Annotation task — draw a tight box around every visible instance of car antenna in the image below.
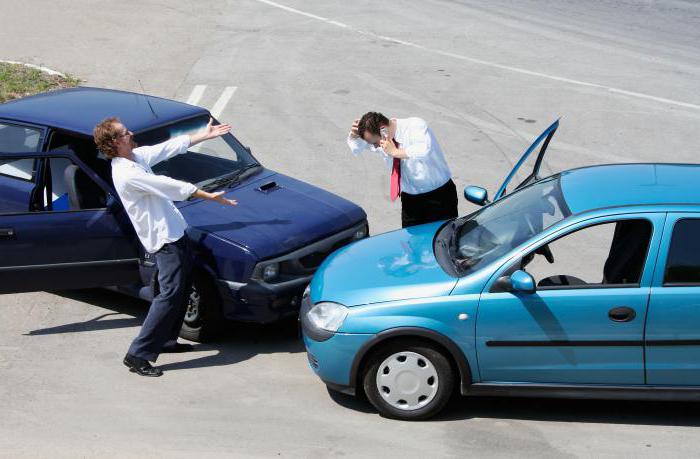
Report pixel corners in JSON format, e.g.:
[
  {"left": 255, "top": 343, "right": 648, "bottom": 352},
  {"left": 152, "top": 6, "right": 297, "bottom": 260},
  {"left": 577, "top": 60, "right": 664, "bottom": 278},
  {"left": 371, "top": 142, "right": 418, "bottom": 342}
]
[{"left": 137, "top": 79, "right": 158, "bottom": 119}]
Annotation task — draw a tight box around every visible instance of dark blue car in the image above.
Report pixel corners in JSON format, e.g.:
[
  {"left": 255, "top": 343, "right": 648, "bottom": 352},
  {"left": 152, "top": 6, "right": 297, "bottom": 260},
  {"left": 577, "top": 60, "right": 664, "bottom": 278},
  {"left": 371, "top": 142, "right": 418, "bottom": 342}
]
[{"left": 0, "top": 87, "right": 368, "bottom": 341}]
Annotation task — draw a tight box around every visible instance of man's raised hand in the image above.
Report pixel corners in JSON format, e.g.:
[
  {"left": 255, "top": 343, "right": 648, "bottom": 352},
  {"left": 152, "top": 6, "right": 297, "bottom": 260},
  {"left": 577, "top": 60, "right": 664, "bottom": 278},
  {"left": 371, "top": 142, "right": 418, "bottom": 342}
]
[
  {"left": 349, "top": 119, "right": 360, "bottom": 139},
  {"left": 205, "top": 117, "right": 232, "bottom": 139}
]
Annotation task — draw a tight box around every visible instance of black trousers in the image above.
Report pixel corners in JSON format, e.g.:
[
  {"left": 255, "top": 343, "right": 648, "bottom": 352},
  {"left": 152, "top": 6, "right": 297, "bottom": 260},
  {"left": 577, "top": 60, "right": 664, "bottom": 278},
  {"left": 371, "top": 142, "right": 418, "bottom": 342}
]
[
  {"left": 400, "top": 179, "right": 458, "bottom": 228},
  {"left": 128, "top": 236, "right": 193, "bottom": 361}
]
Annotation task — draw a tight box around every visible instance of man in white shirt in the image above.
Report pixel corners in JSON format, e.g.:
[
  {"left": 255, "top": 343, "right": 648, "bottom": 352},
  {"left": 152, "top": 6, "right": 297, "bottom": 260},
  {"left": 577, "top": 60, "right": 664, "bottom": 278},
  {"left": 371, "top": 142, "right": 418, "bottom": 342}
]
[
  {"left": 347, "top": 112, "right": 458, "bottom": 228},
  {"left": 94, "top": 117, "right": 237, "bottom": 377}
]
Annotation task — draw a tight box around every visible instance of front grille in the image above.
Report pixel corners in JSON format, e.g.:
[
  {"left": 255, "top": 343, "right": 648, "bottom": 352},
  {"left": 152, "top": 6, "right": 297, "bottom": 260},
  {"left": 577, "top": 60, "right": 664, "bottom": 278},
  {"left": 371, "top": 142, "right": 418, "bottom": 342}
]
[{"left": 252, "top": 221, "right": 368, "bottom": 282}]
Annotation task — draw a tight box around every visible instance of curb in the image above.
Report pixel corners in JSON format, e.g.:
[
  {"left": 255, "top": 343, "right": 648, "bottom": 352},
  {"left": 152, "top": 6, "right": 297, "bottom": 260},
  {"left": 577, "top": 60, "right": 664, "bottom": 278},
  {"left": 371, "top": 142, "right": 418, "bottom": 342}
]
[{"left": 0, "top": 60, "right": 66, "bottom": 78}]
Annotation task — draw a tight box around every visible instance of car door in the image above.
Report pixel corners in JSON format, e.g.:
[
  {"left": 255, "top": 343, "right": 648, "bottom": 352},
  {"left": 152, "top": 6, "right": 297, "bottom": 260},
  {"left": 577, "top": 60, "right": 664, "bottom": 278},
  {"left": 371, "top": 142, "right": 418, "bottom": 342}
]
[
  {"left": 0, "top": 148, "right": 141, "bottom": 293},
  {"left": 645, "top": 214, "right": 700, "bottom": 385},
  {"left": 475, "top": 213, "right": 664, "bottom": 385},
  {"left": 493, "top": 119, "right": 559, "bottom": 202}
]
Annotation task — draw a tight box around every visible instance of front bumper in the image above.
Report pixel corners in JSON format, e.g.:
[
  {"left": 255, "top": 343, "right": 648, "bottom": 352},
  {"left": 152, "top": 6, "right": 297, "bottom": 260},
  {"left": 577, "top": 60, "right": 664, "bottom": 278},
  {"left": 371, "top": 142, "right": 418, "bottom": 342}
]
[
  {"left": 303, "top": 331, "right": 373, "bottom": 395},
  {"left": 215, "top": 221, "right": 368, "bottom": 323},
  {"left": 216, "top": 276, "right": 309, "bottom": 323},
  {"left": 300, "top": 293, "right": 373, "bottom": 393}
]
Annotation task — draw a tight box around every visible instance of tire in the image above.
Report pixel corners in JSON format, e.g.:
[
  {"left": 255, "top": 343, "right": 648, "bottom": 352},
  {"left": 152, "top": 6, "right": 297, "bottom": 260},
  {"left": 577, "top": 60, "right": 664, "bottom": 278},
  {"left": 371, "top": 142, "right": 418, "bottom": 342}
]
[
  {"left": 362, "top": 340, "right": 455, "bottom": 420},
  {"left": 179, "top": 273, "right": 224, "bottom": 343}
]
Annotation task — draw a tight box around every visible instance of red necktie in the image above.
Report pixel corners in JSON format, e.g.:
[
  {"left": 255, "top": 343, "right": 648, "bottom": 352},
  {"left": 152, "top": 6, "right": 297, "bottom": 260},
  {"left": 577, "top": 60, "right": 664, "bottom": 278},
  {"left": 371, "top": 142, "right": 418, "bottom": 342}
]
[{"left": 390, "top": 139, "right": 401, "bottom": 202}]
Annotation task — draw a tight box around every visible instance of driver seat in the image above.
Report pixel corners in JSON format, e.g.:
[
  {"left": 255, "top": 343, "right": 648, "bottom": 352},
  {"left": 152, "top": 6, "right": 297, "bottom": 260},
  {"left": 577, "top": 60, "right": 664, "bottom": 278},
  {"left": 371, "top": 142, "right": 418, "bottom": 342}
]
[{"left": 63, "top": 165, "right": 106, "bottom": 210}]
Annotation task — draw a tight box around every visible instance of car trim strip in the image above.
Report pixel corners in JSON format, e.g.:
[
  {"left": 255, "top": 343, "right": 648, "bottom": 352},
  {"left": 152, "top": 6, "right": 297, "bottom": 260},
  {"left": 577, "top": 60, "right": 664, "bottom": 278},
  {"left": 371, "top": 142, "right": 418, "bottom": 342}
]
[
  {"left": 0, "top": 258, "right": 140, "bottom": 271},
  {"left": 486, "top": 340, "right": 700, "bottom": 347}
]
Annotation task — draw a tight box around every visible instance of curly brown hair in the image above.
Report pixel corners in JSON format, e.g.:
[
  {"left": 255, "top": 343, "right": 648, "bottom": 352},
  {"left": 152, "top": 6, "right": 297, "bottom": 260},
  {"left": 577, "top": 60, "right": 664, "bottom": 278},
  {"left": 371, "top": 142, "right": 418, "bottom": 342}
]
[{"left": 93, "top": 117, "right": 122, "bottom": 159}]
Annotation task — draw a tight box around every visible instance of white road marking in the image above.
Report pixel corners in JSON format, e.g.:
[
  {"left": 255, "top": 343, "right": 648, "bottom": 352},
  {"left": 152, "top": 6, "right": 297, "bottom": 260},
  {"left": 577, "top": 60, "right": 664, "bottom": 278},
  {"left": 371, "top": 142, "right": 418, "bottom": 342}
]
[
  {"left": 210, "top": 86, "right": 237, "bottom": 119},
  {"left": 252, "top": 0, "right": 700, "bottom": 112},
  {"left": 185, "top": 84, "right": 206, "bottom": 106}
]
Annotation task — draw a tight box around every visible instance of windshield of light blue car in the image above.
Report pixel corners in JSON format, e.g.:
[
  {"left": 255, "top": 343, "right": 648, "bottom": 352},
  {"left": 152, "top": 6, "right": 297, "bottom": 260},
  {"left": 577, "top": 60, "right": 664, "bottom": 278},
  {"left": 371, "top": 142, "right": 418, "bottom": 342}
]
[
  {"left": 135, "top": 115, "right": 259, "bottom": 189},
  {"left": 454, "top": 177, "right": 570, "bottom": 274}
]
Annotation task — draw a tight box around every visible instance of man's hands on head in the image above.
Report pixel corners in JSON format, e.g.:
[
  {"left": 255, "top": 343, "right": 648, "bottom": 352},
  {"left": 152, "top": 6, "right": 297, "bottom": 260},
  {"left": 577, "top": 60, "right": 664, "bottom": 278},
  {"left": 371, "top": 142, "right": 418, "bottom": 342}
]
[
  {"left": 192, "top": 189, "right": 238, "bottom": 206},
  {"left": 190, "top": 117, "right": 232, "bottom": 147},
  {"left": 349, "top": 119, "right": 360, "bottom": 139}
]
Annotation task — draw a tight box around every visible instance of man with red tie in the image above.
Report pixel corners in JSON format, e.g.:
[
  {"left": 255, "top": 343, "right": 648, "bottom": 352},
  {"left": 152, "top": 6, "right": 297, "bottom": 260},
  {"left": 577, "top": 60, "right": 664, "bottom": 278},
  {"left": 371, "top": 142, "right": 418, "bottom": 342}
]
[{"left": 347, "top": 112, "right": 458, "bottom": 228}]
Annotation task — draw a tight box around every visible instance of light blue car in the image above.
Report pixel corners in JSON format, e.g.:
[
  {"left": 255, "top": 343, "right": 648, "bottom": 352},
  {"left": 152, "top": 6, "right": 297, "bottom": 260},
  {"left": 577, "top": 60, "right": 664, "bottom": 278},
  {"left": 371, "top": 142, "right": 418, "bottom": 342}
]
[{"left": 301, "top": 120, "right": 700, "bottom": 420}]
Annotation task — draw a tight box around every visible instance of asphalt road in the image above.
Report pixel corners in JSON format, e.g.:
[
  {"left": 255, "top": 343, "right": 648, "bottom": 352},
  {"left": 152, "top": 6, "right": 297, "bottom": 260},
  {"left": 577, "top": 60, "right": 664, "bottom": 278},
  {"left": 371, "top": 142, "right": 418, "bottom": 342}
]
[{"left": 1, "top": 0, "right": 700, "bottom": 457}]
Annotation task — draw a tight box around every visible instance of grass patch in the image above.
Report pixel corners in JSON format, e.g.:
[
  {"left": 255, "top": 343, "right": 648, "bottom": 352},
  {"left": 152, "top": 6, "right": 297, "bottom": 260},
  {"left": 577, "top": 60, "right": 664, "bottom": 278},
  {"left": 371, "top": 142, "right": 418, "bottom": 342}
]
[{"left": 0, "top": 62, "right": 80, "bottom": 103}]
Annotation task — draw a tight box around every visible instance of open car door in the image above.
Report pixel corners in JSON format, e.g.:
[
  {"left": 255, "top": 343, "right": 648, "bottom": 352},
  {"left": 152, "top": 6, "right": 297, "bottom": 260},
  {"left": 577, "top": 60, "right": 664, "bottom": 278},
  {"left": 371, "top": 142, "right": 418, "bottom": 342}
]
[
  {"left": 493, "top": 119, "right": 559, "bottom": 201},
  {"left": 0, "top": 150, "right": 141, "bottom": 294}
]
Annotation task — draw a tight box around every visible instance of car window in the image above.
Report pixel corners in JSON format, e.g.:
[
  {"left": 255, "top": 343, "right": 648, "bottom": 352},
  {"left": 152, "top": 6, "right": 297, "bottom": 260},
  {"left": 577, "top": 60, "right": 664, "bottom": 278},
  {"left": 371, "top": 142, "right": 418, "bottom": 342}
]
[
  {"left": 0, "top": 156, "right": 37, "bottom": 214},
  {"left": 0, "top": 157, "right": 35, "bottom": 181},
  {"left": 520, "top": 219, "right": 652, "bottom": 289},
  {"left": 664, "top": 219, "right": 700, "bottom": 286},
  {"left": 135, "top": 115, "right": 258, "bottom": 188},
  {"left": 0, "top": 123, "right": 42, "bottom": 181},
  {"left": 0, "top": 122, "right": 42, "bottom": 152},
  {"left": 453, "top": 177, "right": 570, "bottom": 275}
]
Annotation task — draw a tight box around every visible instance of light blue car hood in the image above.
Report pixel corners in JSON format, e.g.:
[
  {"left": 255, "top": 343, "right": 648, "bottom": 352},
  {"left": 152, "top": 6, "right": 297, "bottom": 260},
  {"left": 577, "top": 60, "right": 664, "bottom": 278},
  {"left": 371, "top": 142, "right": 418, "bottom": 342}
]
[{"left": 310, "top": 221, "right": 458, "bottom": 306}]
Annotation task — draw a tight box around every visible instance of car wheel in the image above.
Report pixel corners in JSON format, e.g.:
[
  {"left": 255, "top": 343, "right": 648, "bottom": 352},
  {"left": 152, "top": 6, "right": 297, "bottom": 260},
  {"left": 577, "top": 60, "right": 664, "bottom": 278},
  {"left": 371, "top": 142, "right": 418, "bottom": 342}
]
[
  {"left": 362, "top": 341, "right": 454, "bottom": 420},
  {"left": 179, "top": 273, "right": 224, "bottom": 343}
]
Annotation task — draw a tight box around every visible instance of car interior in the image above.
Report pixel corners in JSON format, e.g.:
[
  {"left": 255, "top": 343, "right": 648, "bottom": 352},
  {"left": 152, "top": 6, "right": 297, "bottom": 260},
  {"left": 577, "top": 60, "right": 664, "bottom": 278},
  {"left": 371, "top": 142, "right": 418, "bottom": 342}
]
[
  {"left": 519, "top": 219, "right": 652, "bottom": 289},
  {"left": 47, "top": 131, "right": 112, "bottom": 211}
]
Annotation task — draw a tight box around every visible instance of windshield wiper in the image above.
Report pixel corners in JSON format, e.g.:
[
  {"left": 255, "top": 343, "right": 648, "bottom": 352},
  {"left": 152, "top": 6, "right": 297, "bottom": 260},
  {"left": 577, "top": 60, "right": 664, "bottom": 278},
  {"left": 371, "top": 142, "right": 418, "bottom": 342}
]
[
  {"left": 200, "top": 164, "right": 262, "bottom": 191},
  {"left": 225, "top": 163, "right": 262, "bottom": 187}
]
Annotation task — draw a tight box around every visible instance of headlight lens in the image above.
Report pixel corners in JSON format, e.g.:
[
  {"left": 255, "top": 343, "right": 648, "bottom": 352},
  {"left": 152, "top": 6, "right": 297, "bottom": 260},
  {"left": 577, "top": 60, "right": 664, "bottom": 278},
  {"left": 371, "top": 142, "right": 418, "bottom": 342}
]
[
  {"left": 306, "top": 302, "right": 348, "bottom": 332},
  {"left": 353, "top": 225, "right": 368, "bottom": 240},
  {"left": 262, "top": 263, "right": 279, "bottom": 281}
]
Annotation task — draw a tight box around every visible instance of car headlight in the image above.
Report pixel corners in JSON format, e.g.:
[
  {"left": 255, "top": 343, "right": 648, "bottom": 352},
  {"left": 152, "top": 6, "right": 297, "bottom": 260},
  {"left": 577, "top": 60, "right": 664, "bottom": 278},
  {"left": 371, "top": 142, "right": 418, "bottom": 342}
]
[
  {"left": 262, "top": 263, "right": 279, "bottom": 281},
  {"left": 306, "top": 302, "right": 348, "bottom": 332},
  {"left": 353, "top": 225, "right": 368, "bottom": 240}
]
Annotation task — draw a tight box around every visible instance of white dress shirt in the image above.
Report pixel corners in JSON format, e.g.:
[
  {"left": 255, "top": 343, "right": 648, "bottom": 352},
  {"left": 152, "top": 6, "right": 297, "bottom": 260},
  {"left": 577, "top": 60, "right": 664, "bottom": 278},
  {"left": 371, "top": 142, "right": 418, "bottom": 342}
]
[
  {"left": 111, "top": 135, "right": 197, "bottom": 253},
  {"left": 346, "top": 117, "right": 452, "bottom": 195}
]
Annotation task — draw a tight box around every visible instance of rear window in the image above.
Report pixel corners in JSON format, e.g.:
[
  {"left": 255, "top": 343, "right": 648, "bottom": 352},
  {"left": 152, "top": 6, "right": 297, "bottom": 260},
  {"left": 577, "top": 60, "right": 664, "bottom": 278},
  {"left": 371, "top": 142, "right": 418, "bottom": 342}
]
[
  {"left": 664, "top": 219, "right": 700, "bottom": 285},
  {"left": 0, "top": 122, "right": 42, "bottom": 152}
]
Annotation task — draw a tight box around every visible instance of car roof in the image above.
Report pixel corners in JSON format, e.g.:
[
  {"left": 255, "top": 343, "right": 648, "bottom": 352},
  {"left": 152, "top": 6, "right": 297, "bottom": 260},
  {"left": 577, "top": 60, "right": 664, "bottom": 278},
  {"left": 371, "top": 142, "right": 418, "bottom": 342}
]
[
  {"left": 559, "top": 163, "right": 700, "bottom": 214},
  {"left": 0, "top": 87, "right": 209, "bottom": 137}
]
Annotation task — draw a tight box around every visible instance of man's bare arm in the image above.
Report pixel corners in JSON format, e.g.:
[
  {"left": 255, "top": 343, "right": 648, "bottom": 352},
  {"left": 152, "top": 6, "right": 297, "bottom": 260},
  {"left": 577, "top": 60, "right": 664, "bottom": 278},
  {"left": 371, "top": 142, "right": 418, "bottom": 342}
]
[{"left": 192, "top": 189, "right": 238, "bottom": 206}]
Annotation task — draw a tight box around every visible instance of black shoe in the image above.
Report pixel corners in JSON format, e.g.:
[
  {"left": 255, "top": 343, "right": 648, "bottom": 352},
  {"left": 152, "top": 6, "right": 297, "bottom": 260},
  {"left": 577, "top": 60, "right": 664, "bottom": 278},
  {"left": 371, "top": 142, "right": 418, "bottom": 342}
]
[
  {"left": 161, "top": 342, "right": 195, "bottom": 353},
  {"left": 123, "top": 354, "right": 163, "bottom": 377}
]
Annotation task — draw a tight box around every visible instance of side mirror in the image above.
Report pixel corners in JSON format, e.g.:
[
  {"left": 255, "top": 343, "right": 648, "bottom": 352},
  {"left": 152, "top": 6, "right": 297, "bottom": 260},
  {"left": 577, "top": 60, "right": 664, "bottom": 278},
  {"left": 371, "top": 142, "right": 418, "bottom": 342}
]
[
  {"left": 510, "top": 270, "right": 536, "bottom": 294},
  {"left": 464, "top": 186, "right": 489, "bottom": 206}
]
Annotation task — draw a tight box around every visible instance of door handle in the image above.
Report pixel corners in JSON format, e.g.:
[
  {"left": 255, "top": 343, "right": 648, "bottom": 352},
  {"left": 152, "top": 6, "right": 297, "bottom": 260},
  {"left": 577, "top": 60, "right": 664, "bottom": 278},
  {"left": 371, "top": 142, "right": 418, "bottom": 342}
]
[
  {"left": 0, "top": 228, "right": 15, "bottom": 239},
  {"left": 608, "top": 306, "right": 636, "bottom": 322}
]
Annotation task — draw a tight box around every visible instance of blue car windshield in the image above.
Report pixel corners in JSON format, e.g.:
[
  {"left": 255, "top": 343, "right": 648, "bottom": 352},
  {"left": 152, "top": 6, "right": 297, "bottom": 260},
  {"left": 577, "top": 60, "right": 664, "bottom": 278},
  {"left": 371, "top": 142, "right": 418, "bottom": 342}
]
[
  {"left": 454, "top": 177, "right": 570, "bottom": 274},
  {"left": 135, "top": 115, "right": 259, "bottom": 189}
]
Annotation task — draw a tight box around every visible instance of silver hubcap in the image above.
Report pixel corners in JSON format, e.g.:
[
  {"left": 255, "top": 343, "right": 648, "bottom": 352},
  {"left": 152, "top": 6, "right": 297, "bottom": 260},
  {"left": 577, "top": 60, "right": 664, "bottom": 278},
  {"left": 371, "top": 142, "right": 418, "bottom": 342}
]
[{"left": 375, "top": 351, "right": 439, "bottom": 411}]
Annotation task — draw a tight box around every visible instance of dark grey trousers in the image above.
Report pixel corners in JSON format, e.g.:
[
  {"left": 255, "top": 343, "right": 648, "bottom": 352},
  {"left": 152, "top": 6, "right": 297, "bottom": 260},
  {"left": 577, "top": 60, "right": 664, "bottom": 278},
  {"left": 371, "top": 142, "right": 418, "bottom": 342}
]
[{"left": 128, "top": 236, "right": 193, "bottom": 361}]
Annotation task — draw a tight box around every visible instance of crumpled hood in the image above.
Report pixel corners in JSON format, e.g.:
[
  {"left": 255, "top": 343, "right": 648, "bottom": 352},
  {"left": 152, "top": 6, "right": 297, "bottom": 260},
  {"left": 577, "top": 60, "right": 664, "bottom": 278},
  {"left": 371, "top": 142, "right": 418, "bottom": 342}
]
[
  {"left": 179, "top": 169, "right": 366, "bottom": 259},
  {"left": 310, "top": 221, "right": 457, "bottom": 306}
]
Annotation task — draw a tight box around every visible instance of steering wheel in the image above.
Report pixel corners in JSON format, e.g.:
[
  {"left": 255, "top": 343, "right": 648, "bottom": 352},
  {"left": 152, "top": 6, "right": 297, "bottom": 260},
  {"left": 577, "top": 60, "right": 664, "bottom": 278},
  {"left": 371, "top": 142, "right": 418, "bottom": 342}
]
[{"left": 535, "top": 244, "right": 555, "bottom": 264}]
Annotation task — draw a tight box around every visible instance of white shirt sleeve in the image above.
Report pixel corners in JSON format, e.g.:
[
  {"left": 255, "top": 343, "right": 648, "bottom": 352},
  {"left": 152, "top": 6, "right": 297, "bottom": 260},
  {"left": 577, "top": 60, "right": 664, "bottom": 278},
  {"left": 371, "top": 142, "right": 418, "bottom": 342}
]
[
  {"left": 347, "top": 134, "right": 393, "bottom": 169},
  {"left": 134, "top": 135, "right": 191, "bottom": 167},
  {"left": 403, "top": 118, "right": 432, "bottom": 159},
  {"left": 126, "top": 166, "right": 197, "bottom": 202},
  {"left": 347, "top": 134, "right": 370, "bottom": 156}
]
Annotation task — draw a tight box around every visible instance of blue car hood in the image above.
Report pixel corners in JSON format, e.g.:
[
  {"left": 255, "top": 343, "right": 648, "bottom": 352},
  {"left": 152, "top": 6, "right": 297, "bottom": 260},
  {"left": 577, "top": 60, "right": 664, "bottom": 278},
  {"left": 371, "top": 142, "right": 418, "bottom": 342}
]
[
  {"left": 179, "top": 170, "right": 365, "bottom": 259},
  {"left": 310, "top": 221, "right": 457, "bottom": 306}
]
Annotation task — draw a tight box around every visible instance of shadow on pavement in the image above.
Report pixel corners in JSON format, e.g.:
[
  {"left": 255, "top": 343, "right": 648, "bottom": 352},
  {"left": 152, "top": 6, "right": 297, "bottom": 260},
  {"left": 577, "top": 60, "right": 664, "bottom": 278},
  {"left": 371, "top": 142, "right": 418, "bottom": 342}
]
[
  {"left": 25, "top": 288, "right": 304, "bottom": 370},
  {"left": 329, "top": 389, "right": 700, "bottom": 426}
]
